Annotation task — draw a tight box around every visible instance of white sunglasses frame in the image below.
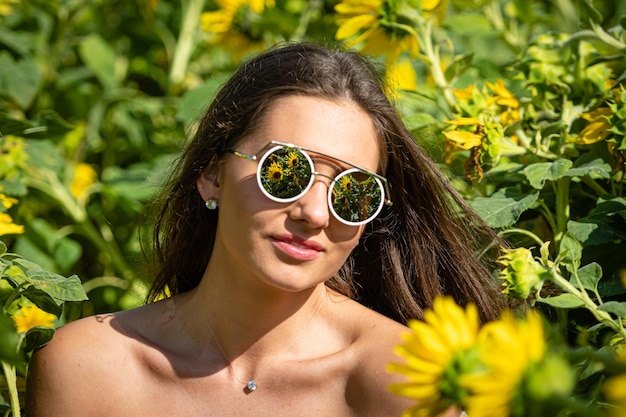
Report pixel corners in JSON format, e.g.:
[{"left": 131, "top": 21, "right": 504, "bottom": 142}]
[{"left": 230, "top": 141, "right": 393, "bottom": 226}]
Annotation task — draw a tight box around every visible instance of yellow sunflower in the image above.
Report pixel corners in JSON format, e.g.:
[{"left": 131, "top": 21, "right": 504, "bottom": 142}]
[
  {"left": 200, "top": 0, "right": 275, "bottom": 59},
  {"left": 335, "top": 0, "right": 419, "bottom": 59},
  {"left": 485, "top": 79, "right": 520, "bottom": 126},
  {"left": 266, "top": 162, "right": 284, "bottom": 182},
  {"left": 461, "top": 310, "right": 547, "bottom": 417},
  {"left": 70, "top": 162, "right": 97, "bottom": 200},
  {"left": 286, "top": 151, "right": 300, "bottom": 168},
  {"left": 338, "top": 175, "right": 353, "bottom": 192},
  {"left": 388, "top": 296, "right": 480, "bottom": 417},
  {"left": 0, "top": 212, "right": 24, "bottom": 236},
  {"left": 443, "top": 118, "right": 484, "bottom": 150},
  {"left": 604, "top": 346, "right": 626, "bottom": 417},
  {"left": 12, "top": 303, "right": 57, "bottom": 333},
  {"left": 570, "top": 107, "right": 613, "bottom": 145}
]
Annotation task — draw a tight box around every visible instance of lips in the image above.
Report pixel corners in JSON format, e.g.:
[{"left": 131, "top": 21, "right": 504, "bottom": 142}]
[{"left": 271, "top": 234, "right": 323, "bottom": 261}]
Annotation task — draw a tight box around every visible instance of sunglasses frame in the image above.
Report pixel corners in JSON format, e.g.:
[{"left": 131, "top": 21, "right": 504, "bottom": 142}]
[{"left": 229, "top": 141, "right": 393, "bottom": 226}]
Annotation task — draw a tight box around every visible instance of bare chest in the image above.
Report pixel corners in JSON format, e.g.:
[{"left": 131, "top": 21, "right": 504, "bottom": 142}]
[{"left": 110, "top": 353, "right": 356, "bottom": 417}]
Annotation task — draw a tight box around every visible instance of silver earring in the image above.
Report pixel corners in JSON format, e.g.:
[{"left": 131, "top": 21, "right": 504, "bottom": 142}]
[{"left": 205, "top": 198, "right": 218, "bottom": 210}]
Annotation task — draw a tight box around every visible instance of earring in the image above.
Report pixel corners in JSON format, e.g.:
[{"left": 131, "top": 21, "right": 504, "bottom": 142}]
[{"left": 205, "top": 198, "right": 218, "bottom": 210}]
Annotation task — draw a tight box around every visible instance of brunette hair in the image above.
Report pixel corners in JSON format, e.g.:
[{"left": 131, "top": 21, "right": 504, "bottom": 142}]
[{"left": 146, "top": 42, "right": 505, "bottom": 323}]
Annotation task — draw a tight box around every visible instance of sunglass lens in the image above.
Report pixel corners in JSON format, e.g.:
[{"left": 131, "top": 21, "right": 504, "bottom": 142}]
[
  {"left": 330, "top": 170, "right": 383, "bottom": 224},
  {"left": 258, "top": 146, "right": 313, "bottom": 201}
]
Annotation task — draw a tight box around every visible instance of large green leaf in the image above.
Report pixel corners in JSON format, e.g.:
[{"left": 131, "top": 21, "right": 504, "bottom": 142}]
[
  {"left": 0, "top": 313, "right": 21, "bottom": 365},
  {"left": 79, "top": 34, "right": 119, "bottom": 89},
  {"left": 523, "top": 159, "right": 573, "bottom": 189},
  {"left": 469, "top": 187, "right": 539, "bottom": 228},
  {"left": 537, "top": 293, "right": 585, "bottom": 309},
  {"left": 566, "top": 152, "right": 611, "bottom": 179},
  {"left": 25, "top": 270, "right": 87, "bottom": 304},
  {"left": 0, "top": 51, "right": 41, "bottom": 109},
  {"left": 571, "top": 262, "right": 602, "bottom": 292}
]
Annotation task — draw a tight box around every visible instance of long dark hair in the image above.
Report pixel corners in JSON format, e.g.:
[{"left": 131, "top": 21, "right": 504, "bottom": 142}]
[{"left": 146, "top": 42, "right": 505, "bottom": 323}]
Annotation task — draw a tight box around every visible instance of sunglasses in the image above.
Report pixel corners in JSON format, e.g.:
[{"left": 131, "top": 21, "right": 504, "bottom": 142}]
[{"left": 230, "top": 141, "right": 392, "bottom": 226}]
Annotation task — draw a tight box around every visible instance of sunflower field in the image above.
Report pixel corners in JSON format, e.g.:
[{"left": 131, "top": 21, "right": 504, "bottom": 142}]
[{"left": 1, "top": 0, "right": 626, "bottom": 416}]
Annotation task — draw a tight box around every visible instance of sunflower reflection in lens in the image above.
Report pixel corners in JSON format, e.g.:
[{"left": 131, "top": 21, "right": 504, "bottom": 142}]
[
  {"left": 260, "top": 147, "right": 312, "bottom": 199},
  {"left": 331, "top": 170, "right": 382, "bottom": 223}
]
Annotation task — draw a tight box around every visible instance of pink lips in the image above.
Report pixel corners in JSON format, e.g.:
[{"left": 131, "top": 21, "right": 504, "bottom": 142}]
[{"left": 271, "top": 234, "right": 323, "bottom": 261}]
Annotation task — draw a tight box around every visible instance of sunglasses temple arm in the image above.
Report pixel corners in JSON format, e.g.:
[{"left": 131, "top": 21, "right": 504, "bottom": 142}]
[{"left": 232, "top": 151, "right": 257, "bottom": 161}]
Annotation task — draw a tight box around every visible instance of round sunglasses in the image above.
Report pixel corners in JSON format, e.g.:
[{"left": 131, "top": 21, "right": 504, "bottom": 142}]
[{"left": 230, "top": 141, "right": 393, "bottom": 226}]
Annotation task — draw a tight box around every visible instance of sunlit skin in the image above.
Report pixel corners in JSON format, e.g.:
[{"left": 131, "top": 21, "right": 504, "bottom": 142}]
[{"left": 27, "top": 96, "right": 459, "bottom": 417}]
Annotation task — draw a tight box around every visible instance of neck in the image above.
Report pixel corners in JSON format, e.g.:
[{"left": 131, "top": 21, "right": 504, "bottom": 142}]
[{"left": 186, "top": 272, "right": 328, "bottom": 360}]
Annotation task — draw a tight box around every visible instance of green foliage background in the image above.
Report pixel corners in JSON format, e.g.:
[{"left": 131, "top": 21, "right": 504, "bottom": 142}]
[{"left": 1, "top": 0, "right": 626, "bottom": 415}]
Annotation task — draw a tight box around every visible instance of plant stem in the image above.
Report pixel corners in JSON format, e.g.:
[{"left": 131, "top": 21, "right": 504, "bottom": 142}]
[
  {"left": 1, "top": 361, "right": 20, "bottom": 417},
  {"left": 169, "top": 0, "right": 206, "bottom": 86},
  {"left": 554, "top": 177, "right": 571, "bottom": 249},
  {"left": 551, "top": 270, "right": 626, "bottom": 339}
]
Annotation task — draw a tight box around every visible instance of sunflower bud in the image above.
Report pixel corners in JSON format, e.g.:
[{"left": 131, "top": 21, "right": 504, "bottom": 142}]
[{"left": 498, "top": 247, "right": 551, "bottom": 299}]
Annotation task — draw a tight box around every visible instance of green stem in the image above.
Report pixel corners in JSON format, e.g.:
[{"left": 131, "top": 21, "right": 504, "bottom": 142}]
[
  {"left": 291, "top": 0, "right": 321, "bottom": 41},
  {"left": 2, "top": 282, "right": 28, "bottom": 312},
  {"left": 581, "top": 176, "right": 609, "bottom": 196},
  {"left": 498, "top": 227, "right": 545, "bottom": 247},
  {"left": 1, "top": 361, "right": 20, "bottom": 417},
  {"left": 553, "top": 177, "right": 571, "bottom": 249},
  {"left": 169, "top": 0, "right": 206, "bottom": 86},
  {"left": 417, "top": 19, "right": 457, "bottom": 113},
  {"left": 24, "top": 171, "right": 135, "bottom": 283},
  {"left": 551, "top": 271, "right": 626, "bottom": 339}
]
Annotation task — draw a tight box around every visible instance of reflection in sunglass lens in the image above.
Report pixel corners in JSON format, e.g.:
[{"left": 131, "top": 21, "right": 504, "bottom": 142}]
[
  {"left": 331, "top": 171, "right": 383, "bottom": 223},
  {"left": 259, "top": 147, "right": 313, "bottom": 200}
]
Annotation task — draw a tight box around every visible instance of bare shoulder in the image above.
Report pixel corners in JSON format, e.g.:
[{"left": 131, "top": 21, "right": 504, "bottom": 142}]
[
  {"left": 26, "top": 301, "right": 173, "bottom": 417},
  {"left": 333, "top": 298, "right": 462, "bottom": 417},
  {"left": 326, "top": 294, "right": 413, "bottom": 417}
]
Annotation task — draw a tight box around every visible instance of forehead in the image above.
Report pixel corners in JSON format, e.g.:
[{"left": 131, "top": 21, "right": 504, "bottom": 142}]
[{"left": 244, "top": 95, "right": 381, "bottom": 172}]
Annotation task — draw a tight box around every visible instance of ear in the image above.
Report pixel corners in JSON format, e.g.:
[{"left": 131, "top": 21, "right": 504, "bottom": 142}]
[{"left": 196, "top": 162, "right": 221, "bottom": 202}]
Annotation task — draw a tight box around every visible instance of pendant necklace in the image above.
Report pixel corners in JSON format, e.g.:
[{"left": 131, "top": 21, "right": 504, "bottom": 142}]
[{"left": 204, "top": 293, "right": 326, "bottom": 394}]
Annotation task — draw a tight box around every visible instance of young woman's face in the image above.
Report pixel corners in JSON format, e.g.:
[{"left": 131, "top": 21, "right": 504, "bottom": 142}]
[{"left": 198, "top": 95, "right": 381, "bottom": 293}]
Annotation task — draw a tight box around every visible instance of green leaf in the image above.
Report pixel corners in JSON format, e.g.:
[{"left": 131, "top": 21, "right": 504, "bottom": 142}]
[
  {"left": 25, "top": 271, "right": 88, "bottom": 303},
  {"left": 573, "top": 262, "right": 602, "bottom": 292},
  {"left": 23, "top": 326, "right": 55, "bottom": 352},
  {"left": 444, "top": 53, "right": 474, "bottom": 82},
  {"left": 559, "top": 232, "right": 583, "bottom": 272},
  {"left": 176, "top": 75, "right": 231, "bottom": 125},
  {"left": 537, "top": 293, "right": 585, "bottom": 308},
  {"left": 598, "top": 301, "right": 626, "bottom": 318},
  {"left": 567, "top": 220, "right": 617, "bottom": 246},
  {"left": 20, "top": 287, "right": 63, "bottom": 317},
  {"left": 566, "top": 153, "right": 611, "bottom": 179},
  {"left": 0, "top": 51, "right": 41, "bottom": 109},
  {"left": 523, "top": 159, "right": 573, "bottom": 189},
  {"left": 79, "top": 34, "right": 119, "bottom": 89},
  {"left": 469, "top": 187, "right": 539, "bottom": 228},
  {"left": 0, "top": 312, "right": 21, "bottom": 365}
]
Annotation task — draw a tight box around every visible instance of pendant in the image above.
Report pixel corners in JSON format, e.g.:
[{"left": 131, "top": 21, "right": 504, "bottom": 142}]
[{"left": 247, "top": 380, "right": 257, "bottom": 391}]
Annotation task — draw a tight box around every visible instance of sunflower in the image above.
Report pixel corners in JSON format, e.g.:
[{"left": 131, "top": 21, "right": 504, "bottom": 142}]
[
  {"left": 265, "top": 162, "right": 284, "bottom": 183},
  {"left": 570, "top": 107, "right": 613, "bottom": 145},
  {"left": 338, "top": 175, "right": 354, "bottom": 192},
  {"left": 335, "top": 0, "right": 419, "bottom": 59},
  {"left": 70, "top": 162, "right": 98, "bottom": 200},
  {"left": 387, "top": 296, "right": 480, "bottom": 417},
  {"left": 12, "top": 304, "right": 57, "bottom": 334},
  {"left": 604, "top": 346, "right": 626, "bottom": 417},
  {"left": 0, "top": 212, "right": 24, "bottom": 236},
  {"left": 286, "top": 151, "right": 300, "bottom": 168},
  {"left": 461, "top": 311, "right": 547, "bottom": 417},
  {"left": 200, "top": 0, "right": 275, "bottom": 59}
]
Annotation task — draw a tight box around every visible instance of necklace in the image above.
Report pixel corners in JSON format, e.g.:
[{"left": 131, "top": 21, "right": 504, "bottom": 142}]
[{"left": 204, "top": 293, "right": 326, "bottom": 394}]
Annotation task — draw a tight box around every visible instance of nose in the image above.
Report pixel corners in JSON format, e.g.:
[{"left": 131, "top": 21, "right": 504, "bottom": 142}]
[{"left": 289, "top": 177, "right": 330, "bottom": 228}]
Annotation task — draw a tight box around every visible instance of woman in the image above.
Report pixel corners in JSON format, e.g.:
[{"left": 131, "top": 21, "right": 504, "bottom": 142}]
[{"left": 27, "top": 43, "right": 504, "bottom": 416}]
